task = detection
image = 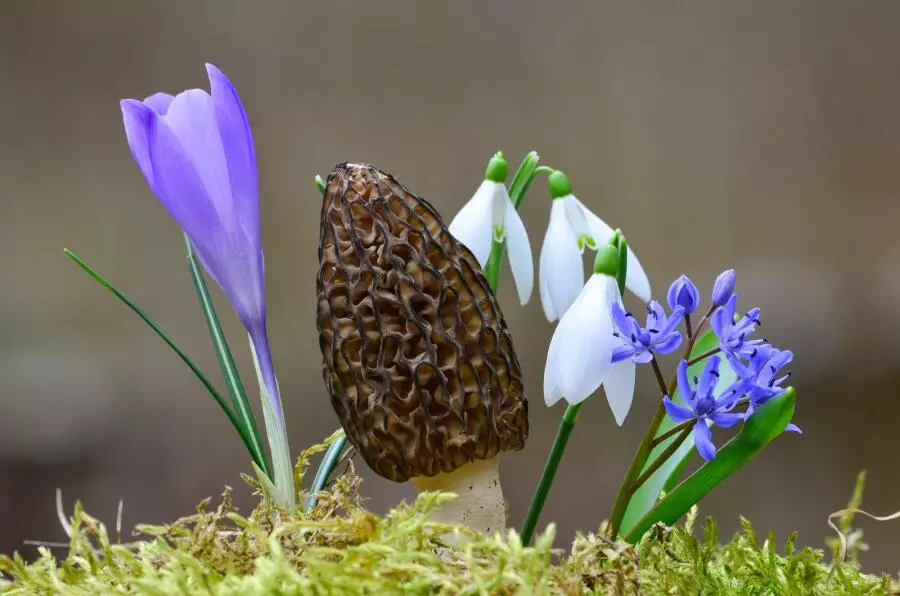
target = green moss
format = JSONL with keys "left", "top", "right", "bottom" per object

{"left": 1, "top": 445, "right": 896, "bottom": 595}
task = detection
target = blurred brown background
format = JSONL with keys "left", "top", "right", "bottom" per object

{"left": 2, "top": 0, "right": 899, "bottom": 575}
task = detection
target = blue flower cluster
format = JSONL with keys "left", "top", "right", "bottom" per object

{"left": 610, "top": 269, "right": 797, "bottom": 460}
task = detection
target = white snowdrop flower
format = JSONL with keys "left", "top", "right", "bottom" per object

{"left": 448, "top": 153, "right": 533, "bottom": 305}
{"left": 543, "top": 243, "right": 636, "bottom": 425}
{"left": 539, "top": 170, "right": 651, "bottom": 322}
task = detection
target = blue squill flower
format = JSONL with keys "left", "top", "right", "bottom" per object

{"left": 611, "top": 300, "right": 684, "bottom": 364}
{"left": 120, "top": 64, "right": 294, "bottom": 507}
{"left": 711, "top": 269, "right": 736, "bottom": 307}
{"left": 667, "top": 274, "right": 700, "bottom": 315}
{"left": 710, "top": 294, "right": 766, "bottom": 359}
{"left": 662, "top": 357, "right": 746, "bottom": 461}
{"left": 727, "top": 346, "right": 800, "bottom": 433}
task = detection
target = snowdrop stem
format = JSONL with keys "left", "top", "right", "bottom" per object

{"left": 519, "top": 402, "right": 583, "bottom": 545}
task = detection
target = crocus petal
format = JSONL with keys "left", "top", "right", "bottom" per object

{"left": 143, "top": 92, "right": 175, "bottom": 115}
{"left": 539, "top": 200, "right": 585, "bottom": 321}
{"left": 693, "top": 421, "right": 717, "bottom": 461}
{"left": 503, "top": 196, "right": 534, "bottom": 305}
{"left": 161, "top": 89, "right": 234, "bottom": 224}
{"left": 662, "top": 397, "right": 695, "bottom": 422}
{"left": 551, "top": 275, "right": 617, "bottom": 405}
{"left": 572, "top": 196, "right": 652, "bottom": 302}
{"left": 657, "top": 305, "right": 685, "bottom": 336}
{"left": 448, "top": 180, "right": 496, "bottom": 266}
{"left": 207, "top": 64, "right": 259, "bottom": 241}
{"left": 121, "top": 99, "right": 157, "bottom": 193}
{"left": 785, "top": 423, "right": 802, "bottom": 434}
{"left": 603, "top": 359, "right": 636, "bottom": 425}
{"left": 611, "top": 345, "right": 635, "bottom": 363}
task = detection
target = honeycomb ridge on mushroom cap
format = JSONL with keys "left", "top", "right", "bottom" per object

{"left": 316, "top": 163, "right": 528, "bottom": 482}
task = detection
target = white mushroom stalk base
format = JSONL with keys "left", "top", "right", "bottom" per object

{"left": 411, "top": 457, "right": 506, "bottom": 536}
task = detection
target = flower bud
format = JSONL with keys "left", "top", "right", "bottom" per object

{"left": 667, "top": 274, "right": 700, "bottom": 315}
{"left": 711, "top": 269, "right": 736, "bottom": 307}
{"left": 484, "top": 152, "right": 508, "bottom": 183}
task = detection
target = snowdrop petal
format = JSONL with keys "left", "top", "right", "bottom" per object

{"left": 504, "top": 196, "right": 534, "bottom": 305}
{"left": 603, "top": 359, "right": 636, "bottom": 425}
{"left": 448, "top": 180, "right": 496, "bottom": 266}
{"left": 572, "top": 196, "right": 652, "bottom": 302}
{"left": 539, "top": 200, "right": 585, "bottom": 321}
{"left": 552, "top": 275, "right": 617, "bottom": 405}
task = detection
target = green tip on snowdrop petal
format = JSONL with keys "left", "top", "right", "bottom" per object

{"left": 484, "top": 152, "right": 508, "bottom": 183}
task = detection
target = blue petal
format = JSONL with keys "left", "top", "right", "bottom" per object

{"left": 653, "top": 332, "right": 683, "bottom": 355}
{"left": 663, "top": 397, "right": 695, "bottom": 422}
{"left": 657, "top": 305, "right": 685, "bottom": 337}
{"left": 161, "top": 89, "right": 234, "bottom": 224}
{"left": 612, "top": 345, "right": 635, "bottom": 364}
{"left": 676, "top": 360, "right": 692, "bottom": 404}
{"left": 121, "top": 99, "right": 157, "bottom": 193}
{"left": 645, "top": 300, "right": 666, "bottom": 329}
{"left": 206, "top": 63, "right": 260, "bottom": 244}
{"left": 698, "top": 356, "right": 721, "bottom": 397}
{"left": 711, "top": 412, "right": 742, "bottom": 428}
{"left": 143, "top": 92, "right": 175, "bottom": 115}
{"left": 693, "top": 421, "right": 717, "bottom": 461}
{"left": 633, "top": 350, "right": 654, "bottom": 364}
{"left": 785, "top": 423, "right": 802, "bottom": 434}
{"left": 611, "top": 302, "right": 633, "bottom": 337}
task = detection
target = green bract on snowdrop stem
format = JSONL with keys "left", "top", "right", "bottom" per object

{"left": 520, "top": 232, "right": 629, "bottom": 545}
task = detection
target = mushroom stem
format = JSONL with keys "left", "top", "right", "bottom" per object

{"left": 411, "top": 457, "right": 506, "bottom": 535}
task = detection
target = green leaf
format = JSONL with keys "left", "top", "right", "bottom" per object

{"left": 620, "top": 331, "right": 735, "bottom": 534}
{"left": 64, "top": 249, "right": 264, "bottom": 471}
{"left": 184, "top": 235, "right": 270, "bottom": 478}
{"left": 304, "top": 430, "right": 348, "bottom": 513}
{"left": 623, "top": 387, "right": 796, "bottom": 543}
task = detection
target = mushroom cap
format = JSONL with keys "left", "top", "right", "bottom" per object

{"left": 316, "top": 163, "right": 529, "bottom": 482}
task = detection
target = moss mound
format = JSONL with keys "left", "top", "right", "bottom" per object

{"left": 1, "top": 443, "right": 896, "bottom": 595}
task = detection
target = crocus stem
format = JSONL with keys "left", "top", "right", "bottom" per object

{"left": 630, "top": 426, "right": 693, "bottom": 492}
{"left": 520, "top": 403, "right": 582, "bottom": 545}
{"left": 248, "top": 329, "right": 296, "bottom": 512}
{"left": 184, "top": 235, "right": 270, "bottom": 478}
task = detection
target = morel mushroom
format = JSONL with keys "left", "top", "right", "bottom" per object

{"left": 316, "top": 163, "right": 528, "bottom": 534}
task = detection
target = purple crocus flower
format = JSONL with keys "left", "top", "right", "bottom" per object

{"left": 667, "top": 274, "right": 700, "bottom": 315}
{"left": 710, "top": 294, "right": 766, "bottom": 360}
{"left": 120, "top": 65, "right": 293, "bottom": 505}
{"left": 662, "top": 357, "right": 746, "bottom": 461}
{"left": 611, "top": 300, "right": 684, "bottom": 364}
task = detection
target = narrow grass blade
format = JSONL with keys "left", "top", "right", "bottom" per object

{"left": 184, "top": 235, "right": 270, "bottom": 478}
{"left": 619, "top": 331, "right": 736, "bottom": 534}
{"left": 64, "top": 249, "right": 265, "bottom": 471}
{"left": 623, "top": 388, "right": 796, "bottom": 543}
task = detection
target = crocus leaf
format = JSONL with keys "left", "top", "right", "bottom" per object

{"left": 620, "top": 331, "right": 736, "bottom": 533}
{"left": 64, "top": 249, "right": 266, "bottom": 472}
{"left": 623, "top": 387, "right": 796, "bottom": 543}
{"left": 184, "top": 234, "right": 270, "bottom": 479}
